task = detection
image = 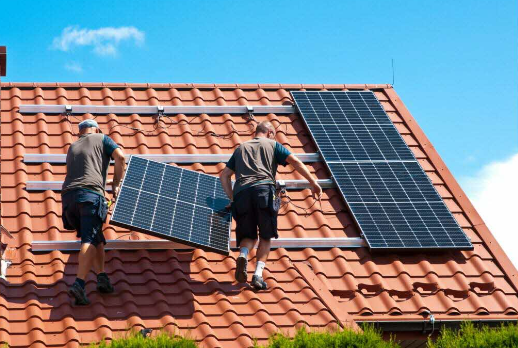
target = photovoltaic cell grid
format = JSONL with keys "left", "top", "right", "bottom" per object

{"left": 292, "top": 91, "right": 472, "bottom": 250}
{"left": 329, "top": 162, "right": 472, "bottom": 248}
{"left": 292, "top": 91, "right": 415, "bottom": 162}
{"left": 110, "top": 156, "right": 232, "bottom": 254}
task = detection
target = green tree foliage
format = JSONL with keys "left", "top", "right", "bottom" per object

{"left": 428, "top": 322, "right": 518, "bottom": 348}
{"left": 256, "top": 325, "right": 399, "bottom": 348}
{"left": 91, "top": 331, "right": 197, "bottom": 348}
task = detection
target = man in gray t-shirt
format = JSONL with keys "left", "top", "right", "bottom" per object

{"left": 62, "top": 119, "right": 125, "bottom": 305}
{"left": 220, "top": 121, "right": 322, "bottom": 290}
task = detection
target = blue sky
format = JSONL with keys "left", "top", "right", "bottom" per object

{"left": 1, "top": 1, "right": 517, "bottom": 264}
{"left": 2, "top": 1, "right": 516, "bottom": 180}
{"left": 1, "top": 5, "right": 516, "bottom": 174}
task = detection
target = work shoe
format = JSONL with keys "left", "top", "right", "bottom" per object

{"left": 251, "top": 275, "right": 268, "bottom": 291}
{"left": 97, "top": 273, "right": 114, "bottom": 293}
{"left": 235, "top": 255, "right": 248, "bottom": 283}
{"left": 68, "top": 282, "right": 90, "bottom": 305}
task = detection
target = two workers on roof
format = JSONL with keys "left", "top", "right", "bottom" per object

{"left": 61, "top": 119, "right": 321, "bottom": 305}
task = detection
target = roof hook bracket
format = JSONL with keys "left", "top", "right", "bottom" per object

{"left": 245, "top": 105, "right": 256, "bottom": 122}
{"left": 157, "top": 105, "right": 164, "bottom": 116}
{"left": 65, "top": 105, "right": 72, "bottom": 116}
{"left": 277, "top": 180, "right": 287, "bottom": 195}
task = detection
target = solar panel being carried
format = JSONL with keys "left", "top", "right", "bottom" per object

{"left": 110, "top": 156, "right": 232, "bottom": 254}
{"left": 292, "top": 91, "right": 472, "bottom": 250}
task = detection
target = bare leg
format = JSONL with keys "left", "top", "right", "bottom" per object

{"left": 256, "top": 238, "right": 271, "bottom": 263}
{"left": 251, "top": 238, "right": 271, "bottom": 290}
{"left": 235, "top": 238, "right": 256, "bottom": 283}
{"left": 93, "top": 243, "right": 105, "bottom": 274}
{"left": 239, "top": 238, "right": 256, "bottom": 252}
{"left": 77, "top": 243, "right": 96, "bottom": 280}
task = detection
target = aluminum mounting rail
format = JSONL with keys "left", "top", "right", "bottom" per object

{"left": 24, "top": 153, "right": 321, "bottom": 164}
{"left": 25, "top": 179, "right": 335, "bottom": 191}
{"left": 19, "top": 104, "right": 296, "bottom": 115}
{"left": 31, "top": 237, "right": 366, "bottom": 251}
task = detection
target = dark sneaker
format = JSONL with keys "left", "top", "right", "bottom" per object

{"left": 97, "top": 273, "right": 114, "bottom": 293}
{"left": 235, "top": 255, "right": 248, "bottom": 283}
{"left": 251, "top": 275, "right": 268, "bottom": 291}
{"left": 69, "top": 282, "right": 90, "bottom": 305}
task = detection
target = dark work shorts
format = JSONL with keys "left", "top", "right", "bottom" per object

{"left": 61, "top": 189, "right": 108, "bottom": 247}
{"left": 232, "top": 185, "right": 279, "bottom": 247}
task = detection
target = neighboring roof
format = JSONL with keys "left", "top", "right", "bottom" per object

{"left": 1, "top": 83, "right": 517, "bottom": 347}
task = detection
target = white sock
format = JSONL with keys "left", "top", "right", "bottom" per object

{"left": 254, "top": 261, "right": 266, "bottom": 277}
{"left": 239, "top": 247, "right": 249, "bottom": 258}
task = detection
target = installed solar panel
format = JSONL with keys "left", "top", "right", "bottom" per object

{"left": 349, "top": 202, "right": 472, "bottom": 248}
{"left": 293, "top": 91, "right": 414, "bottom": 161}
{"left": 328, "top": 162, "right": 441, "bottom": 203}
{"left": 110, "top": 156, "right": 231, "bottom": 254}
{"left": 292, "top": 91, "right": 472, "bottom": 250}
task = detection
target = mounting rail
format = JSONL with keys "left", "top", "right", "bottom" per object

{"left": 19, "top": 104, "right": 295, "bottom": 115}
{"left": 24, "top": 153, "right": 321, "bottom": 164}
{"left": 25, "top": 179, "right": 335, "bottom": 191}
{"left": 31, "top": 237, "right": 366, "bottom": 251}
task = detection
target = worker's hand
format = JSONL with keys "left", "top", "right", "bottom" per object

{"left": 310, "top": 182, "right": 323, "bottom": 201}
{"left": 112, "top": 185, "right": 121, "bottom": 203}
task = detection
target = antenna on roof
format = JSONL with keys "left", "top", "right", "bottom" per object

{"left": 391, "top": 58, "right": 395, "bottom": 86}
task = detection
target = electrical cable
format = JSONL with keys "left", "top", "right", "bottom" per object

{"left": 278, "top": 190, "right": 344, "bottom": 217}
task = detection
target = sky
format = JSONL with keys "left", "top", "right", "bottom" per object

{"left": 1, "top": 1, "right": 517, "bottom": 264}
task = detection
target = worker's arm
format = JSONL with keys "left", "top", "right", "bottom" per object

{"left": 111, "top": 148, "right": 125, "bottom": 201}
{"left": 219, "top": 167, "right": 234, "bottom": 202}
{"left": 286, "top": 154, "right": 322, "bottom": 199}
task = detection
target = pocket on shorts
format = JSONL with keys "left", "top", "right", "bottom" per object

{"left": 97, "top": 197, "right": 108, "bottom": 222}
{"left": 257, "top": 189, "right": 270, "bottom": 209}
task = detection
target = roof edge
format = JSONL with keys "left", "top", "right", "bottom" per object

{"left": 0, "top": 82, "right": 393, "bottom": 90}
{"left": 385, "top": 88, "right": 518, "bottom": 294}
{"left": 295, "top": 262, "right": 360, "bottom": 331}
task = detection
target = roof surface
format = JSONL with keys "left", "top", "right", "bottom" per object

{"left": 1, "top": 83, "right": 517, "bottom": 347}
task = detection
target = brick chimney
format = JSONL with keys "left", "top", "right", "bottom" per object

{"left": 0, "top": 46, "right": 5, "bottom": 77}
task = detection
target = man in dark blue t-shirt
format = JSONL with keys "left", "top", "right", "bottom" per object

{"left": 220, "top": 121, "right": 322, "bottom": 290}
{"left": 62, "top": 119, "right": 125, "bottom": 305}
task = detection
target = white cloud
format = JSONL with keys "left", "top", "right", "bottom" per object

{"left": 461, "top": 153, "right": 518, "bottom": 268}
{"left": 52, "top": 26, "right": 144, "bottom": 56}
{"left": 65, "top": 62, "right": 83, "bottom": 73}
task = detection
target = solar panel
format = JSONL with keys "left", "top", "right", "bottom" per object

{"left": 110, "top": 156, "right": 232, "bottom": 254}
{"left": 292, "top": 91, "right": 472, "bottom": 250}
{"left": 293, "top": 91, "right": 414, "bottom": 161}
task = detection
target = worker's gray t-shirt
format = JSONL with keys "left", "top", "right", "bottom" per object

{"left": 62, "top": 133, "right": 119, "bottom": 196}
{"left": 226, "top": 137, "right": 291, "bottom": 196}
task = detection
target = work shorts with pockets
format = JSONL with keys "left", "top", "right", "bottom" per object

{"left": 231, "top": 184, "right": 279, "bottom": 247}
{"left": 61, "top": 189, "right": 108, "bottom": 247}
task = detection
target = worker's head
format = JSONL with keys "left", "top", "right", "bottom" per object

{"left": 78, "top": 119, "right": 101, "bottom": 135}
{"left": 255, "top": 121, "right": 275, "bottom": 139}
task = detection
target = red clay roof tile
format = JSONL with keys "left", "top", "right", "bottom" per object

{"left": 1, "top": 83, "right": 517, "bottom": 347}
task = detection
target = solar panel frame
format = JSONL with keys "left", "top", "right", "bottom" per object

{"left": 291, "top": 91, "right": 473, "bottom": 251}
{"left": 110, "top": 156, "right": 232, "bottom": 255}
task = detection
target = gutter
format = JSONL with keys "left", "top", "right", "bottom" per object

{"left": 360, "top": 318, "right": 518, "bottom": 334}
